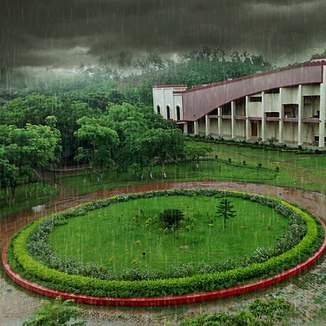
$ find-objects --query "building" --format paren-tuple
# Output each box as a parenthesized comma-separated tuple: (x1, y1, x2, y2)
(153, 57, 326, 148)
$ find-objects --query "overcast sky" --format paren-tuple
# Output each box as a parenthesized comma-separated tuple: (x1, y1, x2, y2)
(1, 0, 326, 72)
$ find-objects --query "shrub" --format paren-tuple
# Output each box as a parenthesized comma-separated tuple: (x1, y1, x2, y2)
(159, 208, 185, 229)
(178, 297, 293, 325)
(23, 297, 86, 326)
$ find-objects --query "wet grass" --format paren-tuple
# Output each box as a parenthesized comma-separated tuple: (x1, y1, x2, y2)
(59, 158, 278, 196)
(58, 142, 326, 196)
(205, 142, 326, 193)
(0, 183, 59, 218)
(1, 141, 325, 218)
(48, 195, 287, 274)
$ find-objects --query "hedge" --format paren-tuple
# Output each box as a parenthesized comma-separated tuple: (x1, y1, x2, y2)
(8, 189, 324, 298)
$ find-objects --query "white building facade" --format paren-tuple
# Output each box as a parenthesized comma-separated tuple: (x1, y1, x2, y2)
(153, 58, 326, 148)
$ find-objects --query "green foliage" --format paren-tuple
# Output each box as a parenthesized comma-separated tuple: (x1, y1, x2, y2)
(0, 123, 61, 202)
(132, 127, 185, 178)
(159, 208, 185, 229)
(23, 297, 86, 326)
(74, 116, 119, 173)
(185, 142, 213, 167)
(216, 198, 236, 229)
(178, 297, 292, 325)
(8, 189, 323, 298)
(0, 183, 58, 218)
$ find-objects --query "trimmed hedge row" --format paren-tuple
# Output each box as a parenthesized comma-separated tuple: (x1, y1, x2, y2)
(8, 189, 324, 298)
(190, 134, 325, 154)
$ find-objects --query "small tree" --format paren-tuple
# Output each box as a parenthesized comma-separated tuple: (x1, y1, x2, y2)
(159, 208, 184, 230)
(216, 198, 236, 230)
(23, 297, 86, 326)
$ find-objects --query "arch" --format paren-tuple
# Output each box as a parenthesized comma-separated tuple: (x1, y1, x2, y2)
(176, 106, 181, 120)
(157, 105, 161, 114)
(166, 106, 170, 119)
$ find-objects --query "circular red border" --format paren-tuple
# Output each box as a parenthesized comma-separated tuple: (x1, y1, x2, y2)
(2, 215, 326, 306)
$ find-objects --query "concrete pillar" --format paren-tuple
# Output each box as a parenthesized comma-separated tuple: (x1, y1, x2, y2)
(245, 96, 250, 140)
(217, 107, 222, 136)
(319, 75, 326, 147)
(297, 85, 303, 146)
(231, 101, 236, 139)
(261, 92, 266, 141)
(183, 122, 188, 135)
(279, 88, 284, 143)
(194, 120, 199, 135)
(205, 115, 210, 136)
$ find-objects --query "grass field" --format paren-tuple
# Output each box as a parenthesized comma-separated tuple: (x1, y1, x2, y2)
(58, 141, 326, 196)
(0, 183, 59, 218)
(48, 195, 288, 275)
(1, 141, 325, 218)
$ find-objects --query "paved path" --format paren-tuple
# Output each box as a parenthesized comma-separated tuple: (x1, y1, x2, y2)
(1, 181, 326, 325)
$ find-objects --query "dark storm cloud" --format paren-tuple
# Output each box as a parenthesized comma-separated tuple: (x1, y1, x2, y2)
(1, 0, 325, 69)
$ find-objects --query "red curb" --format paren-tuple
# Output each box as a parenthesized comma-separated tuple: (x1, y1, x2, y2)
(2, 214, 326, 306)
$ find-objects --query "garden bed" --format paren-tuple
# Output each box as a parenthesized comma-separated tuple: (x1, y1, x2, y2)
(3, 189, 325, 306)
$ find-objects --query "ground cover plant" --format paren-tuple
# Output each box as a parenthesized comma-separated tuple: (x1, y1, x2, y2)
(7, 189, 324, 298)
(178, 297, 294, 326)
(23, 297, 86, 326)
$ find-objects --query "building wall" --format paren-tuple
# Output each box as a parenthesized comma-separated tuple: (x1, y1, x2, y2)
(264, 93, 280, 112)
(235, 120, 246, 138)
(210, 119, 219, 136)
(174, 94, 183, 121)
(265, 122, 279, 140)
(153, 61, 326, 147)
(152, 86, 186, 120)
(182, 63, 323, 121)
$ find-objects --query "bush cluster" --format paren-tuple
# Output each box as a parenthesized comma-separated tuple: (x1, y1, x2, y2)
(159, 208, 185, 229)
(7, 189, 324, 298)
(178, 297, 293, 325)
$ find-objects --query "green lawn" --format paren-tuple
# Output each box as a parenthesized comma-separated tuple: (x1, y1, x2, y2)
(0, 183, 59, 218)
(2, 141, 325, 219)
(48, 195, 288, 275)
(58, 141, 326, 196)
(204, 142, 326, 193)
(59, 158, 278, 195)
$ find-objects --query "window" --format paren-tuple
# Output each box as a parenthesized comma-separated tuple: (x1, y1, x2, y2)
(157, 105, 161, 114)
(166, 106, 170, 119)
(176, 106, 181, 120)
(249, 97, 262, 102)
(265, 112, 279, 118)
(265, 88, 280, 94)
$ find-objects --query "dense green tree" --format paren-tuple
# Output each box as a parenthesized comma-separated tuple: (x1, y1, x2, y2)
(0, 123, 61, 202)
(185, 142, 213, 168)
(136, 128, 184, 178)
(0, 94, 99, 161)
(74, 116, 119, 176)
(105, 102, 149, 170)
